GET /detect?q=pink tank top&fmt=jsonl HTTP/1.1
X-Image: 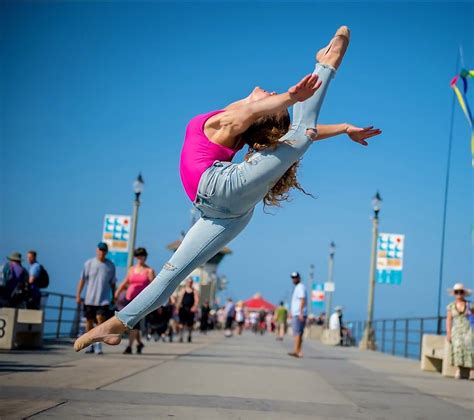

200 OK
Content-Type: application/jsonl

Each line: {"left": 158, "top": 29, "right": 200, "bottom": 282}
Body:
{"left": 180, "top": 110, "right": 243, "bottom": 201}
{"left": 126, "top": 268, "right": 150, "bottom": 301}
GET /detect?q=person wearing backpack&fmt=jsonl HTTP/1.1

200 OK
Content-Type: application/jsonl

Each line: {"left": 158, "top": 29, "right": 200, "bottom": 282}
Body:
{"left": 0, "top": 252, "right": 30, "bottom": 308}
{"left": 27, "top": 251, "right": 49, "bottom": 289}
{"left": 27, "top": 250, "right": 48, "bottom": 309}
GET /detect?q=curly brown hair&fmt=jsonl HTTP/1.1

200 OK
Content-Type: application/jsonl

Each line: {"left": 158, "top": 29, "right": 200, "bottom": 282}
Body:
{"left": 239, "top": 110, "right": 311, "bottom": 207}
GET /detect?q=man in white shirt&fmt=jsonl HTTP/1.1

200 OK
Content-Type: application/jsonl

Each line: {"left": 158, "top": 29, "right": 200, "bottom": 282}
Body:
{"left": 289, "top": 272, "right": 307, "bottom": 358}
{"left": 329, "top": 306, "right": 343, "bottom": 345}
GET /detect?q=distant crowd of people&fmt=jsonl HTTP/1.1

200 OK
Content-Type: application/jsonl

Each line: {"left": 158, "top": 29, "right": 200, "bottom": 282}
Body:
{"left": 73, "top": 242, "right": 246, "bottom": 354}
{"left": 6, "top": 242, "right": 469, "bottom": 376}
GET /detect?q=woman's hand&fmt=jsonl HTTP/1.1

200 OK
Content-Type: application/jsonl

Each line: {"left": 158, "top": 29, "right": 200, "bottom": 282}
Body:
{"left": 114, "top": 291, "right": 121, "bottom": 300}
{"left": 447, "top": 333, "right": 452, "bottom": 343}
{"left": 288, "top": 74, "right": 322, "bottom": 102}
{"left": 346, "top": 125, "right": 381, "bottom": 146}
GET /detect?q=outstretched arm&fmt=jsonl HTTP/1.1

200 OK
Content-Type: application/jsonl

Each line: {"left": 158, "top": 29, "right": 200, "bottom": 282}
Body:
{"left": 224, "top": 96, "right": 250, "bottom": 111}
{"left": 312, "top": 124, "right": 381, "bottom": 146}
{"left": 206, "top": 74, "right": 321, "bottom": 143}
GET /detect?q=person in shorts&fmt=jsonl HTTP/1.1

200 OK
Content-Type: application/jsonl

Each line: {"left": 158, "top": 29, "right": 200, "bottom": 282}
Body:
{"left": 288, "top": 272, "right": 307, "bottom": 358}
{"left": 274, "top": 301, "right": 288, "bottom": 340}
{"left": 76, "top": 242, "right": 116, "bottom": 354}
{"left": 176, "top": 278, "right": 199, "bottom": 343}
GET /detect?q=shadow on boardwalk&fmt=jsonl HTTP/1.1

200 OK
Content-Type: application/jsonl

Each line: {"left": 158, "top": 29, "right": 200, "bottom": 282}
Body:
{"left": 0, "top": 332, "right": 472, "bottom": 419}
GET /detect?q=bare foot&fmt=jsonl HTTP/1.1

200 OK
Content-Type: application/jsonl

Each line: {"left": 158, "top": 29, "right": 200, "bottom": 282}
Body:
{"left": 74, "top": 316, "right": 127, "bottom": 352}
{"left": 316, "top": 26, "right": 350, "bottom": 70}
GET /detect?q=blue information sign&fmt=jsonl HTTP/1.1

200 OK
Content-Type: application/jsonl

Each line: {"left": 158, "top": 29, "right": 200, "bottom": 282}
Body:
{"left": 376, "top": 233, "right": 405, "bottom": 285}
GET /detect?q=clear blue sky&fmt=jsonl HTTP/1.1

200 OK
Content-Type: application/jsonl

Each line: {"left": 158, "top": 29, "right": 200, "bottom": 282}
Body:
{"left": 1, "top": 2, "right": 472, "bottom": 321}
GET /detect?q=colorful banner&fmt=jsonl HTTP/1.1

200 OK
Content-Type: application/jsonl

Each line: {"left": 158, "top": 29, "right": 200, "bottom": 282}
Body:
{"left": 376, "top": 233, "right": 405, "bottom": 285}
{"left": 450, "top": 68, "right": 474, "bottom": 166}
{"left": 102, "top": 214, "right": 131, "bottom": 267}
{"left": 311, "top": 282, "right": 325, "bottom": 310}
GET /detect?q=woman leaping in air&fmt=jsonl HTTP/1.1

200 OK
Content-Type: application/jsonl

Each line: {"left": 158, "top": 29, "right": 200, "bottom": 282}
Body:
{"left": 74, "top": 26, "right": 381, "bottom": 351}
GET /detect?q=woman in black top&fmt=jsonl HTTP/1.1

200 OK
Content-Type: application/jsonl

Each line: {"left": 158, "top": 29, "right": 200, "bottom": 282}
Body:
{"left": 177, "top": 278, "right": 199, "bottom": 343}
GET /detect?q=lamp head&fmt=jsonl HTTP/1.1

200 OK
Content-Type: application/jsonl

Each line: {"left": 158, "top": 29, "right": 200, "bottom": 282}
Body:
{"left": 133, "top": 173, "right": 144, "bottom": 198}
{"left": 372, "top": 191, "right": 382, "bottom": 213}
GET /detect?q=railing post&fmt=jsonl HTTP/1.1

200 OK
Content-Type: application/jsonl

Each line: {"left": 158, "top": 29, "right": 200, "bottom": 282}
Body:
{"left": 437, "top": 316, "right": 442, "bottom": 335}
{"left": 404, "top": 319, "right": 409, "bottom": 358}
{"left": 419, "top": 318, "right": 424, "bottom": 359}
{"left": 56, "top": 295, "right": 64, "bottom": 338}
{"left": 392, "top": 320, "right": 396, "bottom": 355}
{"left": 382, "top": 320, "right": 386, "bottom": 353}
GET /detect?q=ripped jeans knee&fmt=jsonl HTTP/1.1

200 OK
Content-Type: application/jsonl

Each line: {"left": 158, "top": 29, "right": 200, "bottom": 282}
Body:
{"left": 163, "top": 262, "right": 177, "bottom": 271}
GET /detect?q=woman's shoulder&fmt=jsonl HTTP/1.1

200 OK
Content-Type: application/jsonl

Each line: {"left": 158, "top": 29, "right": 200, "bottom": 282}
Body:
{"left": 187, "top": 110, "right": 225, "bottom": 130}
{"left": 446, "top": 301, "right": 455, "bottom": 310}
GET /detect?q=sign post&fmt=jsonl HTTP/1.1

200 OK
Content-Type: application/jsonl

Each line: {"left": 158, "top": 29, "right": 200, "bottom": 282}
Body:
{"left": 102, "top": 214, "right": 131, "bottom": 267}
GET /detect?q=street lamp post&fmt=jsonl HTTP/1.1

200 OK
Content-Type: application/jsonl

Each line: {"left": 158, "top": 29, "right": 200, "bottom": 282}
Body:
{"left": 324, "top": 242, "right": 336, "bottom": 328}
{"left": 308, "top": 264, "right": 315, "bottom": 316}
{"left": 127, "top": 173, "right": 144, "bottom": 267}
{"left": 359, "top": 191, "right": 382, "bottom": 351}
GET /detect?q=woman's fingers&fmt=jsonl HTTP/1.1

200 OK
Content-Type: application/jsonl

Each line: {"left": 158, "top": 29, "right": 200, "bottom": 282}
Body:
{"left": 365, "top": 131, "right": 381, "bottom": 139}
{"left": 298, "top": 73, "right": 318, "bottom": 89}
{"left": 298, "top": 74, "right": 312, "bottom": 87}
{"left": 307, "top": 74, "right": 319, "bottom": 88}
{"left": 311, "top": 79, "right": 322, "bottom": 92}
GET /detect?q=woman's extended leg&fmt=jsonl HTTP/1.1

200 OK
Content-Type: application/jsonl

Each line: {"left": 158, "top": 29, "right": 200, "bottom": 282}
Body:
{"left": 118, "top": 210, "right": 253, "bottom": 327}
{"left": 74, "top": 210, "right": 253, "bottom": 351}
{"left": 235, "top": 63, "right": 335, "bottom": 209}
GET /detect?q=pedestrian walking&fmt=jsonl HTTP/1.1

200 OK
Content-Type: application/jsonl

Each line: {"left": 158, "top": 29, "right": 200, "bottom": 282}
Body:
{"left": 235, "top": 301, "right": 245, "bottom": 335}
{"left": 176, "top": 278, "right": 199, "bottom": 343}
{"left": 76, "top": 242, "right": 116, "bottom": 354}
{"left": 446, "top": 283, "right": 473, "bottom": 380}
{"left": 274, "top": 301, "right": 288, "bottom": 340}
{"left": 1, "top": 252, "right": 29, "bottom": 308}
{"left": 258, "top": 310, "right": 266, "bottom": 335}
{"left": 224, "top": 298, "right": 236, "bottom": 337}
{"left": 288, "top": 272, "right": 307, "bottom": 358}
{"left": 27, "top": 250, "right": 49, "bottom": 309}
{"left": 200, "top": 301, "right": 211, "bottom": 334}
{"left": 329, "top": 306, "right": 344, "bottom": 345}
{"left": 115, "top": 247, "right": 155, "bottom": 354}
{"left": 249, "top": 311, "right": 258, "bottom": 333}
{"left": 146, "top": 302, "right": 173, "bottom": 342}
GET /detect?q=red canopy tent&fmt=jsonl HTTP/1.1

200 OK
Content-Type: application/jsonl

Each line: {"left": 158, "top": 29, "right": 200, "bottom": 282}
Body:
{"left": 243, "top": 294, "right": 276, "bottom": 312}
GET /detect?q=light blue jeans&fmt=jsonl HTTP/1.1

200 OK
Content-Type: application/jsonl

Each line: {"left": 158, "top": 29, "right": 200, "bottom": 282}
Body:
{"left": 116, "top": 63, "right": 335, "bottom": 328}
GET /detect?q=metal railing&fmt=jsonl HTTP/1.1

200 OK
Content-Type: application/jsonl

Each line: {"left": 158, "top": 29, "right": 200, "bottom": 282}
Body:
{"left": 41, "top": 291, "right": 81, "bottom": 339}
{"left": 347, "top": 316, "right": 447, "bottom": 360}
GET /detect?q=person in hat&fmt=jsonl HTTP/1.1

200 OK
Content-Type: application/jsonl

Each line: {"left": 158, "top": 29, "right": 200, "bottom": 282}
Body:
{"left": 446, "top": 283, "right": 473, "bottom": 380}
{"left": 329, "top": 306, "right": 344, "bottom": 345}
{"left": 76, "top": 242, "right": 116, "bottom": 354}
{"left": 289, "top": 272, "right": 307, "bottom": 357}
{"left": 1, "top": 252, "right": 29, "bottom": 307}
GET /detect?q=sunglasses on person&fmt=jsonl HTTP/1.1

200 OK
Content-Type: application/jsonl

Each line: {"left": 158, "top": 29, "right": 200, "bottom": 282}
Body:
{"left": 454, "top": 290, "right": 465, "bottom": 295}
